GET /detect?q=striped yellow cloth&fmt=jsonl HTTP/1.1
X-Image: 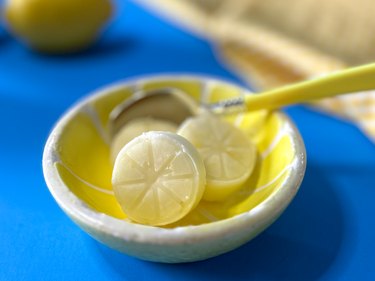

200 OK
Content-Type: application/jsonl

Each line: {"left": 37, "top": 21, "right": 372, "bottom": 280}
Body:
{"left": 134, "top": 0, "right": 375, "bottom": 141}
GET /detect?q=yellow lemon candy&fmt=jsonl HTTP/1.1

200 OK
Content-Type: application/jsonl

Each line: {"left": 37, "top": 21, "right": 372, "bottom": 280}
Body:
{"left": 112, "top": 131, "right": 206, "bottom": 226}
{"left": 4, "top": 0, "right": 113, "bottom": 53}
{"left": 178, "top": 113, "right": 257, "bottom": 201}
{"left": 111, "top": 117, "right": 178, "bottom": 162}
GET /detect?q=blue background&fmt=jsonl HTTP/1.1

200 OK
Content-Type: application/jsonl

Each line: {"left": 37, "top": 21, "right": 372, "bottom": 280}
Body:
{"left": 1, "top": 1, "right": 375, "bottom": 280}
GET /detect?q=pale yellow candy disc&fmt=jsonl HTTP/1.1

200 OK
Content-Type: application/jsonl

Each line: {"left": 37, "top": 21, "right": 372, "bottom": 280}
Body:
{"left": 111, "top": 117, "right": 178, "bottom": 161}
{"left": 178, "top": 113, "right": 257, "bottom": 201}
{"left": 112, "top": 131, "right": 206, "bottom": 226}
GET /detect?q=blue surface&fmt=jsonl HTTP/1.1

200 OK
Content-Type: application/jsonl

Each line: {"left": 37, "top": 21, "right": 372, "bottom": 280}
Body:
{"left": 1, "top": 1, "right": 375, "bottom": 280}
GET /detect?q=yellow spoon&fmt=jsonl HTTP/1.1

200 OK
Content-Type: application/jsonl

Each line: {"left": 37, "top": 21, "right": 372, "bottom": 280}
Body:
{"left": 110, "top": 63, "right": 375, "bottom": 136}
{"left": 210, "top": 62, "right": 375, "bottom": 113}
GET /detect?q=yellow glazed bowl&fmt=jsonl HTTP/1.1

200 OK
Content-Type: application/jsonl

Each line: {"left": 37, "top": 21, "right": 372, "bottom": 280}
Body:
{"left": 42, "top": 75, "right": 306, "bottom": 263}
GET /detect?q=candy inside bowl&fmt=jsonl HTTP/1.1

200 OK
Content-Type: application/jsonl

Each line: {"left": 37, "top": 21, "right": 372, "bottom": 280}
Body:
{"left": 42, "top": 75, "right": 306, "bottom": 263}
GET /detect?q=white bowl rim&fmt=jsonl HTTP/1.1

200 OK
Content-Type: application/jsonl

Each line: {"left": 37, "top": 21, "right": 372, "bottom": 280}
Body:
{"left": 42, "top": 74, "right": 306, "bottom": 245}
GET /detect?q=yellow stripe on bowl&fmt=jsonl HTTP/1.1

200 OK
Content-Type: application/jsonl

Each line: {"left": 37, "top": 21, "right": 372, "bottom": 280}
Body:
{"left": 202, "top": 81, "right": 243, "bottom": 103}
{"left": 140, "top": 78, "right": 203, "bottom": 102}
{"left": 56, "top": 112, "right": 113, "bottom": 192}
{"left": 55, "top": 162, "right": 125, "bottom": 219}
{"left": 90, "top": 86, "right": 134, "bottom": 133}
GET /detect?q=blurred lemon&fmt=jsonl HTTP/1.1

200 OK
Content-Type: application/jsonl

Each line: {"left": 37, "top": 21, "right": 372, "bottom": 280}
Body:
{"left": 4, "top": 0, "right": 113, "bottom": 53}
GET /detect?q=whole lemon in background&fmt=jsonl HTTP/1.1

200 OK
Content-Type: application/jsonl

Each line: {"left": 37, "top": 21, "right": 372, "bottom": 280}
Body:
{"left": 4, "top": 0, "right": 113, "bottom": 54}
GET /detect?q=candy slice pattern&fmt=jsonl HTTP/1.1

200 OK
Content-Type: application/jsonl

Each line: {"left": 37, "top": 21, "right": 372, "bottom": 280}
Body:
{"left": 112, "top": 132, "right": 206, "bottom": 226}
{"left": 178, "top": 113, "right": 257, "bottom": 201}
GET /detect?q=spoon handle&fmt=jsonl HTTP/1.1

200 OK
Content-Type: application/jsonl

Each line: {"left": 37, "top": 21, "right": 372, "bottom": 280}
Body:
{"left": 210, "top": 63, "right": 375, "bottom": 113}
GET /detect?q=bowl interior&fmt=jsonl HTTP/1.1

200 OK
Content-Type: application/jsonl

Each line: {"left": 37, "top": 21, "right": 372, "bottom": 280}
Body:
{"left": 52, "top": 77, "right": 298, "bottom": 227}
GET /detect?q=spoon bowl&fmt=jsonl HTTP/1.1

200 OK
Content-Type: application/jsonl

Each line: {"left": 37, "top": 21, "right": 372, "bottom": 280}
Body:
{"left": 109, "top": 87, "right": 200, "bottom": 138}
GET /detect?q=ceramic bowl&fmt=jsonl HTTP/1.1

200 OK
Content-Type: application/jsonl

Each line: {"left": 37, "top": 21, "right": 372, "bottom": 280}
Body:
{"left": 43, "top": 75, "right": 306, "bottom": 263}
